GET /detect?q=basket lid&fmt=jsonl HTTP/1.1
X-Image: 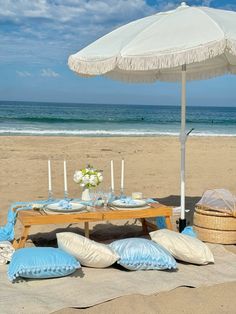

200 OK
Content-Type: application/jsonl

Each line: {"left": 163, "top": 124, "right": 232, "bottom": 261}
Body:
{"left": 196, "top": 189, "right": 236, "bottom": 217}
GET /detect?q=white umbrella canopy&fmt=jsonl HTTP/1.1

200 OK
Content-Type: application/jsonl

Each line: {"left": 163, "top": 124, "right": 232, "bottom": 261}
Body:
{"left": 68, "top": 2, "right": 236, "bottom": 82}
{"left": 68, "top": 2, "right": 236, "bottom": 231}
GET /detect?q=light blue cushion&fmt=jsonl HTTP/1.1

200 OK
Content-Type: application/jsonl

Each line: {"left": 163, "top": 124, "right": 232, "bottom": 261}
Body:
{"left": 181, "top": 226, "right": 197, "bottom": 238}
{"left": 8, "top": 247, "right": 80, "bottom": 282}
{"left": 109, "top": 238, "right": 176, "bottom": 271}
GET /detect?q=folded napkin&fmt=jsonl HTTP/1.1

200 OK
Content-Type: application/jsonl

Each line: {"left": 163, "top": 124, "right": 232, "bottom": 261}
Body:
{"left": 119, "top": 197, "right": 137, "bottom": 205}
{"left": 58, "top": 200, "right": 72, "bottom": 209}
{"left": 0, "top": 241, "right": 15, "bottom": 265}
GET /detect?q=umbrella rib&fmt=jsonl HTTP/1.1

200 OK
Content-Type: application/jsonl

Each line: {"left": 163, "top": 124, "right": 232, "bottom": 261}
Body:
{"left": 196, "top": 7, "right": 225, "bottom": 40}
{"left": 119, "top": 11, "right": 175, "bottom": 57}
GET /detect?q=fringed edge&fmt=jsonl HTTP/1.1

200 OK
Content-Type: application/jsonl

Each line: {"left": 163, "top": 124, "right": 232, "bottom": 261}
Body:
{"left": 227, "top": 38, "right": 236, "bottom": 56}
{"left": 68, "top": 38, "right": 236, "bottom": 77}
{"left": 106, "top": 64, "right": 236, "bottom": 83}
{"left": 119, "top": 39, "right": 227, "bottom": 71}
{"left": 68, "top": 55, "right": 117, "bottom": 76}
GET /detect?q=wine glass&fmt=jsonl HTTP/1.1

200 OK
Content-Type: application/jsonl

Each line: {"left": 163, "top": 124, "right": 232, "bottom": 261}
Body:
{"left": 90, "top": 190, "right": 98, "bottom": 208}
{"left": 102, "top": 191, "right": 110, "bottom": 208}
{"left": 97, "top": 189, "right": 110, "bottom": 208}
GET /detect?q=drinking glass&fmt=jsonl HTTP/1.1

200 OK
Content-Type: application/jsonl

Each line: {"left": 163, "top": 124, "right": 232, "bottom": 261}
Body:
{"left": 90, "top": 190, "right": 98, "bottom": 208}
{"left": 97, "top": 189, "right": 110, "bottom": 208}
{"left": 103, "top": 191, "right": 110, "bottom": 208}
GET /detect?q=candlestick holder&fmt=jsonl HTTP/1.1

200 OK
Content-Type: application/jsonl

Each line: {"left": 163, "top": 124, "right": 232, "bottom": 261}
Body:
{"left": 48, "top": 190, "right": 53, "bottom": 201}
{"left": 120, "top": 188, "right": 125, "bottom": 199}
{"left": 64, "top": 190, "right": 69, "bottom": 200}
{"left": 109, "top": 188, "right": 115, "bottom": 202}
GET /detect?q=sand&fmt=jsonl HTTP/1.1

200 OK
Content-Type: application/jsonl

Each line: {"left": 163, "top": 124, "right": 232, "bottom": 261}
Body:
{"left": 0, "top": 136, "right": 235, "bottom": 313}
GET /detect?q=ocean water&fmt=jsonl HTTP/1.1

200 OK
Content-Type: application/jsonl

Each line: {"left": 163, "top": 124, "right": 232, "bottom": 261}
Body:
{"left": 0, "top": 101, "right": 235, "bottom": 137}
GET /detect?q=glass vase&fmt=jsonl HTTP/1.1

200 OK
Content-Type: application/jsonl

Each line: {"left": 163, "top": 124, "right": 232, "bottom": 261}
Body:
{"left": 81, "top": 188, "right": 91, "bottom": 201}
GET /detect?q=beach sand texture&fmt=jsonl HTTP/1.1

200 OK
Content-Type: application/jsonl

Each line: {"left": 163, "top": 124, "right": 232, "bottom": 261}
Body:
{"left": 0, "top": 136, "right": 236, "bottom": 313}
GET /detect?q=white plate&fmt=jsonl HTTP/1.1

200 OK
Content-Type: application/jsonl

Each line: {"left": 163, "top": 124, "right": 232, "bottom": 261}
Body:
{"left": 46, "top": 202, "right": 86, "bottom": 213}
{"left": 111, "top": 199, "right": 147, "bottom": 208}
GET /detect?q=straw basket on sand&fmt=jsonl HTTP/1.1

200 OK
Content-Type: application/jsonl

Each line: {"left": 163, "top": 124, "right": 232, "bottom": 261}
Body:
{"left": 193, "top": 205, "right": 236, "bottom": 244}
{"left": 193, "top": 189, "right": 236, "bottom": 244}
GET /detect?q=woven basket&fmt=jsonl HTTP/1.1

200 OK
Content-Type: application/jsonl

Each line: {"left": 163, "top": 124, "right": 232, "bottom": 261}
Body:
{"left": 193, "top": 225, "right": 236, "bottom": 244}
{"left": 193, "top": 205, "right": 236, "bottom": 244}
{"left": 194, "top": 207, "right": 236, "bottom": 230}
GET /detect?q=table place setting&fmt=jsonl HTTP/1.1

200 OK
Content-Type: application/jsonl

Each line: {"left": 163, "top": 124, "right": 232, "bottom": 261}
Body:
{"left": 108, "top": 199, "right": 150, "bottom": 211}
{"left": 6, "top": 159, "right": 170, "bottom": 249}
{"left": 43, "top": 159, "right": 155, "bottom": 214}
{"left": 32, "top": 200, "right": 88, "bottom": 216}
{"left": 45, "top": 201, "right": 86, "bottom": 213}
{"left": 107, "top": 159, "right": 152, "bottom": 210}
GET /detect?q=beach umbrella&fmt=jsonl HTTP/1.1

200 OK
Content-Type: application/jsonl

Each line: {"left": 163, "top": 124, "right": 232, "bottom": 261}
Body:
{"left": 68, "top": 2, "right": 236, "bottom": 231}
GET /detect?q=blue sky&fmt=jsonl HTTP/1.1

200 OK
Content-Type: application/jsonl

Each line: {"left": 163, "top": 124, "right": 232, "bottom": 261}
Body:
{"left": 0, "top": 0, "right": 235, "bottom": 106}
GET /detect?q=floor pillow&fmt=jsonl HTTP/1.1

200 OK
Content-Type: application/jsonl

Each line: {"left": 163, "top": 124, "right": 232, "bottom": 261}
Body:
{"left": 150, "top": 229, "right": 214, "bottom": 265}
{"left": 8, "top": 247, "right": 80, "bottom": 282}
{"left": 109, "top": 237, "right": 176, "bottom": 270}
{"left": 57, "top": 232, "right": 119, "bottom": 268}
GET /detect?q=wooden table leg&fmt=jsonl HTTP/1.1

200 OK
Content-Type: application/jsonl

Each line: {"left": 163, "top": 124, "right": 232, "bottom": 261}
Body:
{"left": 12, "top": 239, "right": 20, "bottom": 250}
{"left": 17, "top": 225, "right": 31, "bottom": 249}
{"left": 165, "top": 216, "right": 173, "bottom": 230}
{"left": 84, "top": 222, "right": 89, "bottom": 238}
{"left": 141, "top": 218, "right": 148, "bottom": 235}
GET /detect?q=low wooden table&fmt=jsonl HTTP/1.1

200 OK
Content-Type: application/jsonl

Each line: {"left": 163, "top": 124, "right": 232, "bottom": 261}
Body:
{"left": 13, "top": 203, "right": 172, "bottom": 249}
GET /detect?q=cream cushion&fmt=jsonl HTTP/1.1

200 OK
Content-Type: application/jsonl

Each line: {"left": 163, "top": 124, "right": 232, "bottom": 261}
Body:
{"left": 149, "top": 229, "right": 214, "bottom": 265}
{"left": 56, "top": 232, "right": 119, "bottom": 268}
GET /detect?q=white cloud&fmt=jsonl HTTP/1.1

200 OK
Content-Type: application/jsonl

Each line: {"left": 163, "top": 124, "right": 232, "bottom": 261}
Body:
{"left": 40, "top": 68, "right": 60, "bottom": 77}
{"left": 202, "top": 0, "right": 213, "bottom": 6}
{"left": 1, "top": 1, "right": 235, "bottom": 68}
{"left": 16, "top": 70, "right": 32, "bottom": 77}
{"left": 0, "top": 0, "right": 154, "bottom": 23}
{"left": 0, "top": 1, "right": 158, "bottom": 67}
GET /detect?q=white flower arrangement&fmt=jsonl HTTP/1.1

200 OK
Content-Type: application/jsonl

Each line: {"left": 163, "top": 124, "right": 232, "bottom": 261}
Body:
{"left": 73, "top": 165, "right": 103, "bottom": 189}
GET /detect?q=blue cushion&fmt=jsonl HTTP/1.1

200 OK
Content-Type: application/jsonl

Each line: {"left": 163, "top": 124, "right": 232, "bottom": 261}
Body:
{"left": 8, "top": 247, "right": 80, "bottom": 282}
{"left": 109, "top": 238, "right": 176, "bottom": 271}
{"left": 181, "top": 226, "right": 197, "bottom": 238}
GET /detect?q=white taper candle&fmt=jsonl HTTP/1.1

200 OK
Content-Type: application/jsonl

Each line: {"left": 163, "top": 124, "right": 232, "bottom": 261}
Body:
{"left": 121, "top": 159, "right": 124, "bottom": 190}
{"left": 48, "top": 160, "right": 52, "bottom": 191}
{"left": 64, "top": 160, "right": 68, "bottom": 193}
{"left": 111, "top": 160, "right": 114, "bottom": 191}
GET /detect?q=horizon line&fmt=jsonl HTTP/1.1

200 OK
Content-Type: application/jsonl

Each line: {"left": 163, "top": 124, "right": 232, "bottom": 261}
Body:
{"left": 0, "top": 99, "right": 235, "bottom": 109}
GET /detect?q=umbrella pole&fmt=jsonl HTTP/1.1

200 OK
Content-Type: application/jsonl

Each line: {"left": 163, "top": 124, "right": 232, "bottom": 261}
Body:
{"left": 179, "top": 64, "right": 187, "bottom": 232}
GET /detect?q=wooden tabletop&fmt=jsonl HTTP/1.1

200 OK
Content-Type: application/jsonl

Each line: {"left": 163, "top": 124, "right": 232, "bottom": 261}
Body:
{"left": 17, "top": 203, "right": 172, "bottom": 226}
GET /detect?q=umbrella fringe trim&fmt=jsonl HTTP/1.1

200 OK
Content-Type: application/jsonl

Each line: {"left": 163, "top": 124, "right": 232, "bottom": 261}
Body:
{"left": 119, "top": 40, "right": 226, "bottom": 71}
{"left": 68, "top": 55, "right": 117, "bottom": 76}
{"left": 105, "top": 65, "right": 236, "bottom": 83}
{"left": 68, "top": 39, "right": 236, "bottom": 76}
{"left": 228, "top": 39, "right": 236, "bottom": 55}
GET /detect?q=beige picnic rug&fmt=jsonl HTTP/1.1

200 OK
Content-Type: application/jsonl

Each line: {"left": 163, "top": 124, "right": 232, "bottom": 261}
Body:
{"left": 0, "top": 244, "right": 236, "bottom": 314}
